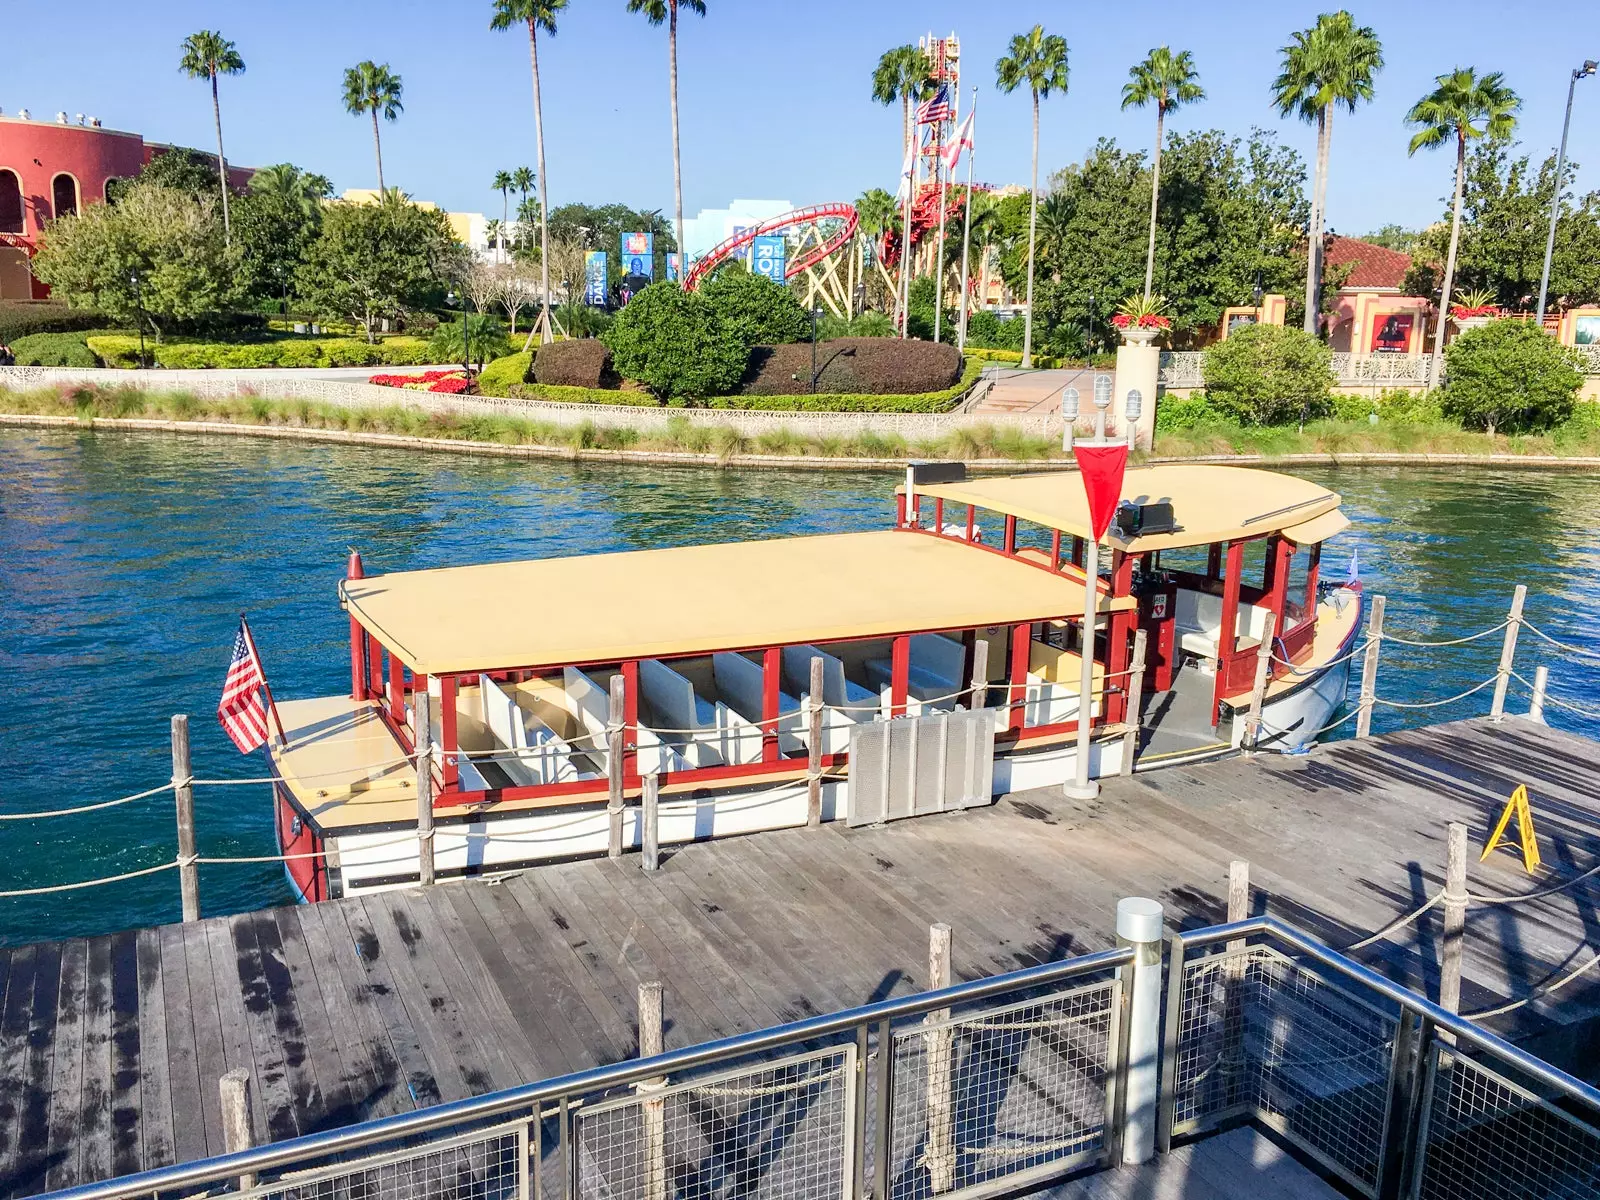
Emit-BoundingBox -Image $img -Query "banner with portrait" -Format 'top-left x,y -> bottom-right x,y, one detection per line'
620,232 -> 654,287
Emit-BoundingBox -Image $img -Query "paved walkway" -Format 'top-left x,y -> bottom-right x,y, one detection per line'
970,367 -> 1100,415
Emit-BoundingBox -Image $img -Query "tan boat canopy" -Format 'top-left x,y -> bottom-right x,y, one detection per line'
909,465 -> 1345,553
341,529 -> 1136,677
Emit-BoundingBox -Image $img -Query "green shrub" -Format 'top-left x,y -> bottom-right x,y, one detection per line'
602,283 -> 747,401
534,340 -> 617,388
7,331 -> 106,367
1561,399 -> 1600,434
427,316 -> 511,369
477,352 -> 534,396
1442,318 -> 1582,434
699,270 -> 810,346
555,303 -> 613,339
84,334 -> 432,369
738,338 -> 962,396
709,357 -> 983,412
963,309 -> 1025,352
0,301 -> 111,342
1202,325 -> 1335,425
1374,388 -> 1447,424
1331,393 -> 1379,422
906,277 -> 953,343
1154,393 -> 1219,430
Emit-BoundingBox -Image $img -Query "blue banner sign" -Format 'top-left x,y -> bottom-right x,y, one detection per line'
584,251 -> 608,306
620,232 -> 654,282
665,253 -> 681,282
751,235 -> 786,283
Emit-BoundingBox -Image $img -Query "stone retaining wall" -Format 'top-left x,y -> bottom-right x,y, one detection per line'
0,366 -> 1064,439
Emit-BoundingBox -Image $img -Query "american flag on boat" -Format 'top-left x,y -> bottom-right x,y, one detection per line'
916,85 -> 953,124
218,619 -> 269,753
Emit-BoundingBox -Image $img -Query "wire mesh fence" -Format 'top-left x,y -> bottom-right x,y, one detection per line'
885,979 -> 1119,1200
247,1122 -> 528,1200
1414,1049 -> 1600,1200
1169,945 -> 1398,1197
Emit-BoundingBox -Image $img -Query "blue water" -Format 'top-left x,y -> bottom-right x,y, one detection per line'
2,428 -> 1598,945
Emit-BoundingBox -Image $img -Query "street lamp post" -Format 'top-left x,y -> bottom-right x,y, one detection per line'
447,290 -> 471,387
1536,60 -> 1597,326
810,305 -> 823,393
130,270 -> 147,368
1062,374 -> 1140,801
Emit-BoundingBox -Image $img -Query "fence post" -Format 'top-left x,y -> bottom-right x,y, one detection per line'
219,1069 -> 255,1191
1117,897 -> 1165,1165
968,637 -> 990,710
641,773 -> 660,872
925,923 -> 956,1193
807,656 -> 825,827
1223,861 -> 1250,1111
1490,584 -> 1527,721
1120,629 -> 1147,777
637,982 -> 666,1200
1529,664 -> 1549,724
1243,613 -> 1277,751
608,674 -> 626,858
1439,822 -> 1468,1016
1357,595 -> 1386,739
170,715 -> 200,923
413,691 -> 435,887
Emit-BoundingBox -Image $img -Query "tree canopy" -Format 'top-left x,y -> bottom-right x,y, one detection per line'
296,196 -> 458,340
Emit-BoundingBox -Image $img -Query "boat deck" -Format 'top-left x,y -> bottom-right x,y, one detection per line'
3,716 -> 1599,1197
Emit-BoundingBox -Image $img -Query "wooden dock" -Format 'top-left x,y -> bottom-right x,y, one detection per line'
2,715 -> 1599,1197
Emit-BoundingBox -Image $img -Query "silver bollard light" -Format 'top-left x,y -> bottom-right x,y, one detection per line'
1062,386 -> 1080,451
1124,388 -> 1143,449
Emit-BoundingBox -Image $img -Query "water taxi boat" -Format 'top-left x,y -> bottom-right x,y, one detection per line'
267,463 -> 1360,901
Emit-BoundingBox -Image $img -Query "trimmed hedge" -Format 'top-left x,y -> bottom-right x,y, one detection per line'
709,357 -> 984,412
533,339 -> 617,388
0,301 -> 110,342
477,352 -> 534,396
8,331 -> 113,367
739,338 -> 963,396
86,335 -> 434,369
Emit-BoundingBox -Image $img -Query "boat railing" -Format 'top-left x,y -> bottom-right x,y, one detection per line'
30,914 -> 1600,1200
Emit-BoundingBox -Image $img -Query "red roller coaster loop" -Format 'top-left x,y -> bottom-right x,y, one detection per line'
681,203 -> 858,292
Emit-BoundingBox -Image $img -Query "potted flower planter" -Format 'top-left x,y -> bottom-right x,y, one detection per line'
1120,326 -> 1163,348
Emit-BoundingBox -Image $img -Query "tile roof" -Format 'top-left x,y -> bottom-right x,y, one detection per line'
1325,236 -> 1412,289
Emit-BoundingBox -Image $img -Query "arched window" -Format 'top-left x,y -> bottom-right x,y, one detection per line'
0,170 -> 23,234
52,174 -> 79,218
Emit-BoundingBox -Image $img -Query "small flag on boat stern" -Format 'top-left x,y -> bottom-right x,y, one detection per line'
1072,444 -> 1130,540
1346,548 -> 1360,584
218,619 -> 268,754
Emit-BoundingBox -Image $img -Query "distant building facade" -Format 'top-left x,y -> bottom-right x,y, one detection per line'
680,199 -> 794,267
338,189 -> 490,258
0,109 -> 253,299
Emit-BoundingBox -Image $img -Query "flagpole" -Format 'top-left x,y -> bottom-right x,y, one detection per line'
933,119 -> 949,345
899,136 -> 914,340
240,615 -> 288,746
957,88 -> 977,352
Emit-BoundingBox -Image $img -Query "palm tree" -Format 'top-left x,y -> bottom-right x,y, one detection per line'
871,44 -> 933,332
342,61 -> 404,194
1272,11 -> 1383,334
177,31 -> 245,242
248,163 -> 332,225
627,0 -> 705,285
492,170 -> 515,261
491,1 -> 567,346
1122,47 -> 1204,299
996,24 -> 1070,368
855,186 -> 898,311
1407,68 -> 1520,388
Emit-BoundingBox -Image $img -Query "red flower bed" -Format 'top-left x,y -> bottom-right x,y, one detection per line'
1450,304 -> 1500,319
369,369 -> 473,394
1111,313 -> 1172,330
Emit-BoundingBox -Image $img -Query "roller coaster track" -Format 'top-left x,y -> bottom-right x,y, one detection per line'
681,203 -> 858,292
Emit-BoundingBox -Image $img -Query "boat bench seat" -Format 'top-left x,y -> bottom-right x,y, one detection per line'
1174,589 -> 1272,662
712,652 -> 804,755
478,674 -> 597,787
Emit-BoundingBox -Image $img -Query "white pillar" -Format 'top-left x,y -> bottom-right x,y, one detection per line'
1114,331 -> 1161,450
1118,896 -> 1165,1165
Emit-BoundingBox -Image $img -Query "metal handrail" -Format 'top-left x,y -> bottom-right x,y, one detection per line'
1161,915 -> 1600,1123
39,943 -> 1134,1200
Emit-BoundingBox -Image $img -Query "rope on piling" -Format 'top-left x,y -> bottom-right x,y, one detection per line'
1343,891 -> 1446,952
0,781 -> 174,821
1462,948 -> 1600,1019
1379,619 -> 1512,648
1369,675 -> 1498,710
0,860 -> 181,898
1517,619 -> 1600,661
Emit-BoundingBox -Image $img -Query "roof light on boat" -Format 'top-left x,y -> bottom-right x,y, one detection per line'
1092,373 -> 1113,410
1124,389 -> 1143,449
1062,387 -> 1079,450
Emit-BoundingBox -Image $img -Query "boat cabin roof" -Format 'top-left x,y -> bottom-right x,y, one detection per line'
341,529 -> 1136,677
909,465 -> 1349,552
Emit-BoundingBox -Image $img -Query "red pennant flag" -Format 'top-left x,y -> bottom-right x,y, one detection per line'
1073,444 -> 1129,540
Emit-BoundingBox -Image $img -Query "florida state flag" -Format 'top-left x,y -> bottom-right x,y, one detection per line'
1072,444 -> 1129,539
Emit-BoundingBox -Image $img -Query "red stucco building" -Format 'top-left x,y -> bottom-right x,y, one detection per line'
0,111 -> 250,299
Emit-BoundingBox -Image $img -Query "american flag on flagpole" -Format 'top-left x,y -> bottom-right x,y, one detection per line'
916,84 -> 953,125
218,619 -> 269,753
942,109 -> 975,173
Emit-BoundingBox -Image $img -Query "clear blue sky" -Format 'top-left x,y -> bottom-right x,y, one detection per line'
8,1 -> 1597,237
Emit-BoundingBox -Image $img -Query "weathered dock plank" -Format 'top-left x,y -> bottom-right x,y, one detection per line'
4,715 -> 1600,1198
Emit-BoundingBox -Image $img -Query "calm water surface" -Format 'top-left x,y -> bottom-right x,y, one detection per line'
3,429 -> 1598,944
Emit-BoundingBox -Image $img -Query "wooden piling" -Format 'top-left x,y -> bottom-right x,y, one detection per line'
968,638 -> 990,709
1490,585 -> 1527,721
219,1069 -> 255,1190
1440,823 -> 1468,1016
807,656 -> 825,827
1356,595 -> 1386,739
641,773 -> 660,872
1120,629 -> 1147,777
925,923 -> 956,1194
638,981 -> 666,1200
608,673 -> 626,858
1244,612 -> 1278,751
413,692 -> 435,887
1530,664 -> 1549,724
170,715 -> 199,923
